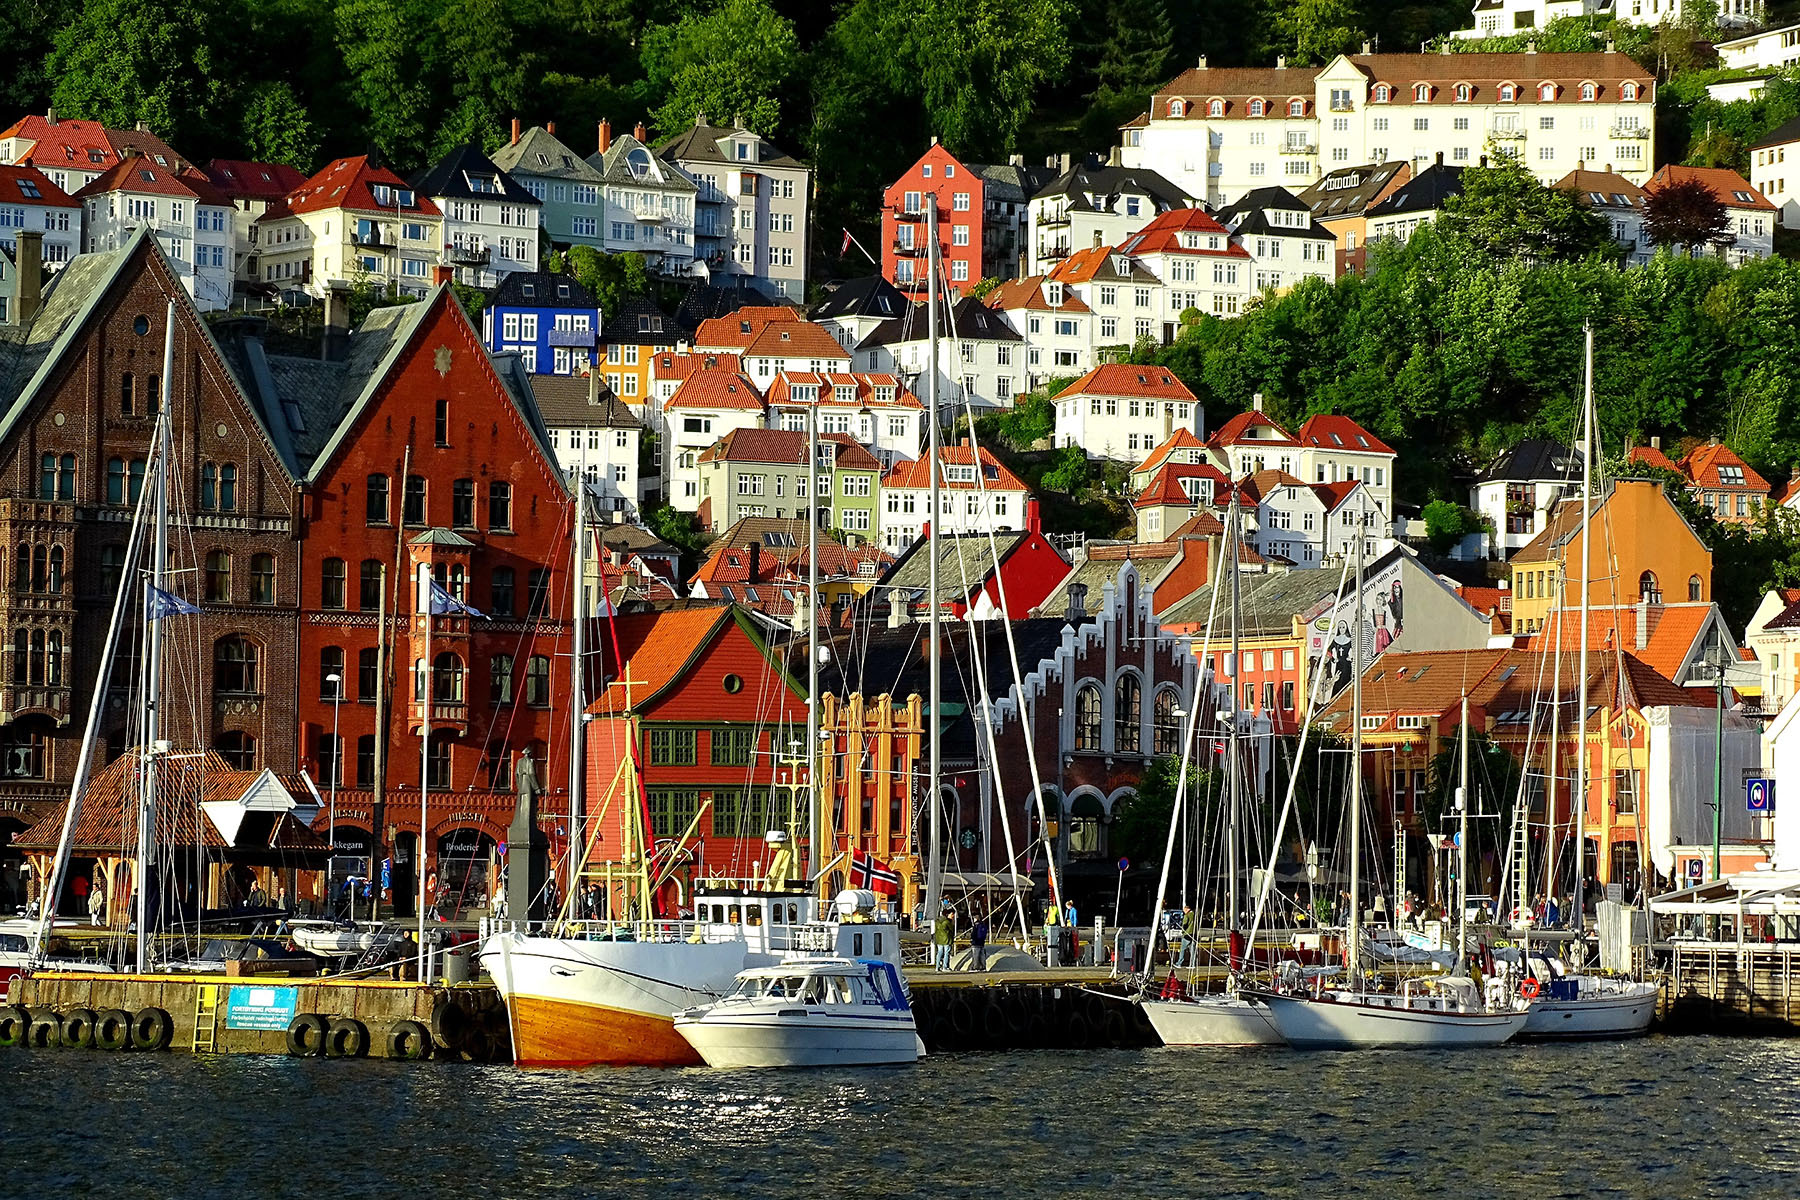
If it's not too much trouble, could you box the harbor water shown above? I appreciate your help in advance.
[8,1037,1799,1198]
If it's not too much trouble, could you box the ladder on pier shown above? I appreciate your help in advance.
[191,984,220,1053]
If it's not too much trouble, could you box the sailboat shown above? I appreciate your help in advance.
[1245,497,1531,1049]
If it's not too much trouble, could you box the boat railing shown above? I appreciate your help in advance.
[477,916,867,948]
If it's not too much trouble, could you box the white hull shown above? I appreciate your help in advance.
[290,922,399,957]
[1522,980,1658,1040]
[675,1010,923,1068]
[1251,991,1529,1049]
[1142,995,1284,1047]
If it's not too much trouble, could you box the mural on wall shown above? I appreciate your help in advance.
[1304,556,1405,703]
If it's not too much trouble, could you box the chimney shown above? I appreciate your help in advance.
[1635,597,1651,650]
[1527,40,1537,54]
[547,120,556,136]
[598,119,612,154]
[1026,497,1041,534]
[1577,160,1585,172]
[44,106,55,125]
[1252,391,1264,413]
[12,230,44,326]
[1361,41,1371,55]
[1009,153,1024,168]
[588,364,601,406]
[1108,145,1122,167]
[1059,152,1072,174]
[1065,582,1089,623]
[431,264,453,286]
[1606,162,1614,174]
[1436,151,1444,166]
[930,135,939,147]
[1440,42,1450,56]
[1606,39,1616,53]
[1651,435,1662,451]
[1479,155,1488,169]
[136,120,148,132]
[745,541,761,581]
[511,117,520,145]
[1276,55,1287,70]
[634,122,647,142]
[321,284,351,362]
[1198,55,1208,70]
[887,590,909,629]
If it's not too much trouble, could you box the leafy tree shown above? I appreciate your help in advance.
[1643,177,1732,255]
[1111,756,1224,868]
[1275,0,1365,67]
[1437,153,1616,263]
[1421,499,1483,553]
[994,388,1055,448]
[335,0,438,165]
[238,80,320,170]
[48,0,239,154]
[641,0,801,138]
[1090,0,1171,97]
[1040,443,1092,492]
[1,0,79,117]
[566,246,650,320]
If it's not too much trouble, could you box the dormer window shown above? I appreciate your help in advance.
[1169,98,1186,117]
[1208,99,1225,117]
[1045,281,1064,306]
[1249,99,1266,117]
[1454,83,1471,102]
[1580,82,1597,101]
[1538,82,1557,102]
[1413,83,1431,102]
[1498,82,1517,103]
[1287,98,1305,117]
[1621,81,1640,101]
[1374,84,1391,103]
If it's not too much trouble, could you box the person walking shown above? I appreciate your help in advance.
[87,871,107,927]
[1179,906,1197,969]
[933,901,955,972]
[970,911,989,973]
[1043,900,1062,968]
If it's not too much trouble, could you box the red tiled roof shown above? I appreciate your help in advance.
[0,164,78,207]
[1235,468,1308,502]
[1054,363,1196,402]
[699,428,880,471]
[1682,441,1769,492]
[1048,245,1129,283]
[1134,428,1207,477]
[1646,164,1775,211]
[1208,410,1298,448]
[693,306,807,349]
[1135,461,1226,508]
[740,321,853,362]
[1773,479,1800,509]
[1151,66,1322,114]
[665,370,764,411]
[1296,414,1394,456]
[73,157,229,204]
[652,351,744,383]
[1,114,186,173]
[883,444,1030,492]
[286,156,441,216]
[1117,207,1248,258]
[1344,52,1653,103]
[203,158,308,202]
[587,608,739,714]
[1524,603,1717,683]
[1311,479,1361,511]
[984,276,1093,314]
[1628,444,1682,474]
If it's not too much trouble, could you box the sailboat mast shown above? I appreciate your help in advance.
[1456,692,1470,964]
[417,562,432,962]
[568,468,586,904]
[807,402,822,885]
[1226,493,1242,930]
[1346,495,1365,982]
[1574,322,1594,938]
[135,300,175,969]
[923,195,944,922]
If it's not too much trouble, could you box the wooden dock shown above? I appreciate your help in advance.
[1665,943,1800,1033]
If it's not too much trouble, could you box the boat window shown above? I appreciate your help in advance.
[799,977,825,1004]
[711,904,725,923]
[770,903,785,925]
[868,969,893,1005]
[788,903,800,924]
[746,906,763,927]
[728,905,742,923]
[852,932,865,956]
[873,932,883,956]
[829,976,855,1004]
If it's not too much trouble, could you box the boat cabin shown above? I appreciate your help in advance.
[720,958,910,1013]
[687,885,901,963]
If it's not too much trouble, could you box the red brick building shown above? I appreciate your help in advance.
[882,143,984,297]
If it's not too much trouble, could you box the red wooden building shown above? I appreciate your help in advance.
[881,143,984,298]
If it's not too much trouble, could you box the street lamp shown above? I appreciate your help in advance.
[326,671,342,912]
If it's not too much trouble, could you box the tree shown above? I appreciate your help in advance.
[48,0,240,154]
[1089,0,1171,98]
[1275,0,1365,67]
[335,0,438,165]
[565,246,650,320]
[1110,756,1223,868]
[641,0,801,138]
[238,80,320,170]
[1437,153,1616,264]
[1643,177,1732,255]
[1421,500,1484,553]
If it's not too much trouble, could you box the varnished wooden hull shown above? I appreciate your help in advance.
[509,992,703,1067]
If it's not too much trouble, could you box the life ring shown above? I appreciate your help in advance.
[326,1017,370,1058]
[94,1009,132,1051]
[1520,977,1542,1000]
[129,1007,173,1051]
[0,1004,29,1047]
[25,1011,60,1048]
[385,1019,433,1061]
[60,1008,98,1049]
[285,1013,329,1056]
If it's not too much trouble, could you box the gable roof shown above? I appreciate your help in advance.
[0,164,79,208]
[1208,410,1298,448]
[586,606,742,714]
[1646,164,1775,211]
[73,156,230,204]
[810,275,910,322]
[656,119,805,170]
[1135,428,1208,477]
[1048,244,1162,285]
[1296,414,1393,456]
[602,295,686,344]
[878,530,1057,604]
[1681,441,1770,491]
[0,114,186,173]
[740,321,852,362]
[203,159,307,203]
[1525,602,1726,684]
[984,276,1093,314]
[1479,437,1582,483]
[491,270,596,309]
[1117,206,1250,258]
[700,428,879,470]
[665,369,763,411]
[1054,362,1196,402]
[1366,162,1465,218]
[856,296,1024,347]
[528,374,640,429]
[1135,460,1227,508]
[287,156,441,217]
[1034,163,1192,209]
[410,143,541,206]
[1555,168,1646,210]
[595,133,698,192]
[693,305,806,350]
[490,125,605,183]
[882,444,1030,492]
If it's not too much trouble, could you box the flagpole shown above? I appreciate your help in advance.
[842,228,879,268]
[136,298,175,970]
[417,561,430,975]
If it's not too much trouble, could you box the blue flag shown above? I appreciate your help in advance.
[146,586,199,620]
[427,578,485,618]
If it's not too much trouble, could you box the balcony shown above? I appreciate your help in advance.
[1329,99,1354,112]
[410,697,469,735]
[1037,212,1070,228]
[352,229,395,250]
[1278,143,1318,156]
[891,241,926,257]
[0,682,72,724]
[891,206,926,222]
[1610,124,1650,140]
[547,327,598,348]
[1487,127,1526,141]
[1037,244,1071,261]
[448,243,489,266]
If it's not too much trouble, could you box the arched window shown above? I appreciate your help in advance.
[1689,574,1703,602]
[47,546,62,593]
[200,463,218,510]
[321,646,345,699]
[1638,571,1661,605]
[249,553,275,605]
[1114,673,1142,753]
[1580,82,1597,101]
[1498,83,1516,102]
[1068,793,1105,856]
[10,629,24,684]
[1169,99,1186,117]
[321,558,346,609]
[1414,83,1430,102]
[218,464,238,512]
[432,652,466,702]
[10,545,24,594]
[215,635,259,694]
[525,655,551,707]
[1621,81,1639,101]
[1287,98,1305,117]
[1455,83,1471,102]
[1248,99,1265,117]
[1374,84,1391,103]
[1538,82,1556,101]
[1074,683,1102,751]
[1207,99,1224,117]
[1153,687,1182,757]
[205,550,231,602]
[491,653,514,704]
[217,730,256,770]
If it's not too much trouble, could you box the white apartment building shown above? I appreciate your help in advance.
[878,445,1032,551]
[1237,472,1380,566]
[764,372,924,468]
[491,122,607,250]
[1559,167,1652,262]
[1026,161,1193,275]
[77,154,235,310]
[1456,0,1760,39]
[1205,407,1301,478]
[659,116,810,301]
[985,276,1094,389]
[1217,186,1336,290]
[663,369,766,511]
[854,297,1027,410]
[280,156,443,299]
[1046,245,1172,347]
[411,144,541,288]
[1293,414,1397,522]
[1646,164,1777,262]
[591,125,698,278]
[1470,437,1582,555]
[1116,207,1257,319]
[1750,117,1800,227]
[532,373,643,515]
[0,165,81,277]
[1052,363,1202,462]
[811,275,910,353]
[1717,21,1800,73]
[202,159,307,297]
[1122,50,1658,207]
[0,113,187,195]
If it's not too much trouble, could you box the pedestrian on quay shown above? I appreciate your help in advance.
[933,900,955,971]
[970,910,989,972]
[1044,900,1062,968]
[87,871,107,927]
[1180,906,1197,969]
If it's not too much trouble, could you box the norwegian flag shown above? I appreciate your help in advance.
[849,850,901,897]
[840,228,853,256]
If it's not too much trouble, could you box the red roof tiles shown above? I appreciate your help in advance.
[1296,414,1394,456]
[665,370,764,411]
[883,444,1030,492]
[286,155,441,216]
[1054,363,1197,402]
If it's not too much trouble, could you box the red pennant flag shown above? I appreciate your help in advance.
[840,228,853,257]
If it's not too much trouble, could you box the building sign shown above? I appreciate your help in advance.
[1304,555,1405,703]
[1686,858,1705,882]
[225,985,299,1031]
[1747,778,1775,813]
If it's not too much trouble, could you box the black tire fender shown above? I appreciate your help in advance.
[129,1007,173,1051]
[0,1004,28,1047]
[384,1018,432,1061]
[25,1012,60,1049]
[326,1017,369,1058]
[94,1009,132,1051]
[60,1008,97,1049]
[285,1012,329,1057]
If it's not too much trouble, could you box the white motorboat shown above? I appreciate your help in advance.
[1246,977,1531,1049]
[673,957,924,1069]
[289,920,403,960]
[1141,992,1284,1047]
